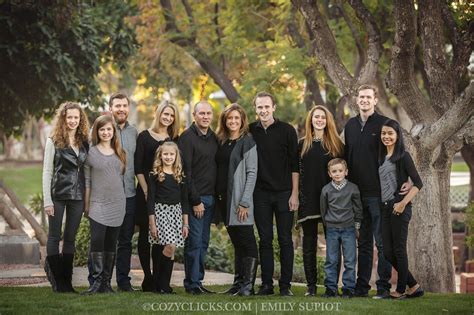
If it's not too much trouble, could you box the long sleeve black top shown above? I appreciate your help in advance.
[297,140,333,223]
[147,173,190,215]
[344,112,388,197]
[249,119,299,192]
[178,123,218,206]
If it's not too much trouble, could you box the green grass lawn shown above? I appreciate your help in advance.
[452,162,469,172]
[0,286,473,314]
[0,164,42,205]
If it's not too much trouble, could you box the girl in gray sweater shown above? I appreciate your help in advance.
[83,115,127,294]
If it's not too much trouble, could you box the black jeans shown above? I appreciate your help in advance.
[254,189,294,289]
[89,218,121,252]
[356,196,392,294]
[227,226,258,259]
[47,200,84,256]
[381,200,417,293]
[116,197,136,287]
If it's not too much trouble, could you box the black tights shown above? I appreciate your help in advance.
[138,220,151,277]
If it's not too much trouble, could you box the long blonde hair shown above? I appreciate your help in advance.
[216,103,249,144]
[300,105,343,158]
[91,115,127,174]
[50,102,90,148]
[151,101,180,139]
[151,141,184,183]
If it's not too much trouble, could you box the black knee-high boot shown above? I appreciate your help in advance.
[62,253,77,293]
[45,254,67,293]
[102,252,116,293]
[82,252,104,294]
[151,245,164,292]
[222,254,243,294]
[158,254,175,294]
[302,229,317,296]
[237,257,258,296]
[138,225,153,292]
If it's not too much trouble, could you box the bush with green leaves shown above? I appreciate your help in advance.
[74,217,90,266]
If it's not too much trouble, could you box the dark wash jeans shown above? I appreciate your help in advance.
[355,196,392,294]
[381,200,417,293]
[184,195,215,289]
[116,196,136,287]
[254,188,294,289]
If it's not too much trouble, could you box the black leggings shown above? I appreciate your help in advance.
[89,218,120,252]
[47,200,84,256]
[381,200,417,293]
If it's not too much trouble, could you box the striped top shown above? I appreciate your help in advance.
[378,157,397,203]
[85,146,126,227]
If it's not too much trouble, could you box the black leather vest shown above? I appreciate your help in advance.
[51,142,88,201]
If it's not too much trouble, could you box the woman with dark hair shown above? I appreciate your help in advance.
[378,119,424,299]
[134,101,180,291]
[43,101,90,293]
[215,103,258,296]
[83,114,127,294]
[298,105,344,296]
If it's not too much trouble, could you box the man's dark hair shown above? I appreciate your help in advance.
[253,91,276,107]
[109,92,130,107]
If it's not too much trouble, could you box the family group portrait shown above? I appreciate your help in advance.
[0,0,473,314]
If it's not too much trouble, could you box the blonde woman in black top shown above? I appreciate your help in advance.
[134,101,179,291]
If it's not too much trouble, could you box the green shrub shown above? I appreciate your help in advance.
[28,192,47,231]
[74,217,90,266]
[466,202,474,248]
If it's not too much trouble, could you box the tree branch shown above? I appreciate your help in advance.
[287,7,325,109]
[160,0,240,102]
[348,0,382,84]
[213,3,226,72]
[181,0,197,40]
[418,0,453,113]
[334,2,365,78]
[422,81,474,150]
[292,0,354,96]
[441,2,473,85]
[388,0,436,124]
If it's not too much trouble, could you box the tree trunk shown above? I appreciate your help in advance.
[408,146,455,292]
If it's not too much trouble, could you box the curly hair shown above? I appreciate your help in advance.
[151,141,184,184]
[90,114,127,174]
[50,102,90,148]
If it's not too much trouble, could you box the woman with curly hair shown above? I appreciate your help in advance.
[83,114,127,294]
[134,101,180,291]
[42,101,90,293]
[298,105,344,296]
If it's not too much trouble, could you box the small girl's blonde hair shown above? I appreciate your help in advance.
[151,141,184,183]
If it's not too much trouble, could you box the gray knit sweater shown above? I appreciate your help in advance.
[320,181,363,228]
[224,134,258,226]
[85,146,126,227]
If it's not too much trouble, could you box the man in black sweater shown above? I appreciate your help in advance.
[344,84,409,298]
[178,101,218,295]
[249,91,299,296]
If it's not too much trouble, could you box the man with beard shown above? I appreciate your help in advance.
[109,92,138,291]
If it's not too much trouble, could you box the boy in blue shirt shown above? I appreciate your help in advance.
[320,158,362,298]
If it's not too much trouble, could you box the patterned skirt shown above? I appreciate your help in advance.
[148,202,184,247]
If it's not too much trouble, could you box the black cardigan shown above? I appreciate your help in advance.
[388,151,423,204]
